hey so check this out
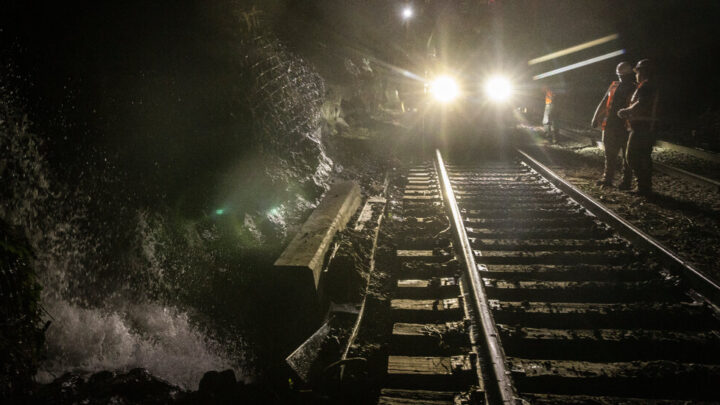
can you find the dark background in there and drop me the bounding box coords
[3,0,720,164]
[279,0,720,139]
[2,0,720,386]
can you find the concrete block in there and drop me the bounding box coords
[274,181,362,290]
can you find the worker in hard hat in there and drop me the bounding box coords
[618,59,659,196]
[591,61,636,187]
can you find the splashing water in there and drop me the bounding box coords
[0,100,240,390]
[37,300,233,389]
[1,22,333,389]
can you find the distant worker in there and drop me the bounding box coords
[542,87,561,144]
[591,61,636,187]
[618,59,659,196]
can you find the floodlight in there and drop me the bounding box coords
[402,6,413,20]
[429,75,460,103]
[484,76,513,102]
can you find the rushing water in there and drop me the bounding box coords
[37,301,234,388]
[1,103,238,389]
[0,26,332,388]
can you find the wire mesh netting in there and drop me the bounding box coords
[241,34,332,189]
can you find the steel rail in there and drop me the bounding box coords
[433,149,518,404]
[654,161,720,192]
[558,121,720,163]
[556,129,720,191]
[518,148,720,306]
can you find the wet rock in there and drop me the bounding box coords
[30,369,183,405]
[37,372,85,402]
[27,367,319,405]
[198,369,236,398]
[87,370,115,385]
[110,368,180,403]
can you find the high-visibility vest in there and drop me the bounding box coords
[601,81,620,130]
[545,90,553,105]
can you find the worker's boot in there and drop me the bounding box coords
[634,177,652,196]
[596,168,613,187]
[617,178,632,190]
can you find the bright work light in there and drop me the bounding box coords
[402,6,413,20]
[484,76,513,102]
[429,75,460,103]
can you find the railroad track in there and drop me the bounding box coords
[556,126,720,192]
[346,149,720,404]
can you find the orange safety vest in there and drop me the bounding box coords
[545,90,553,105]
[600,81,620,130]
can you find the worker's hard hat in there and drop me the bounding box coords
[633,59,652,73]
[616,62,633,76]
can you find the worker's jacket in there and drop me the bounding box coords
[593,79,635,131]
[626,79,659,133]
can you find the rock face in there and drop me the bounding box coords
[242,34,332,193]
[1,2,338,392]
[197,369,237,401]
[1,1,400,398]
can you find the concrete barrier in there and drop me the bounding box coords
[274,181,362,291]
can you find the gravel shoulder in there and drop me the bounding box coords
[652,147,720,180]
[524,138,720,284]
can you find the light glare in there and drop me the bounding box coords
[528,34,619,65]
[429,75,460,103]
[533,49,626,80]
[485,76,513,102]
[402,6,413,20]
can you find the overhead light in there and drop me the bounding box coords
[484,76,513,102]
[402,6,413,20]
[429,75,460,103]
